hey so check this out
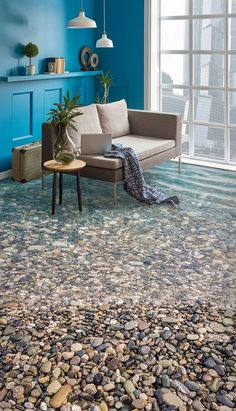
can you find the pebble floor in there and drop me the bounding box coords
[0,162,235,411]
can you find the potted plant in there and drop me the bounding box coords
[96,71,113,104]
[24,42,39,75]
[47,91,83,164]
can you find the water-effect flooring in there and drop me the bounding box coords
[0,162,235,309]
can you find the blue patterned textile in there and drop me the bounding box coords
[105,145,179,207]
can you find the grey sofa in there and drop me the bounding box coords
[42,100,182,204]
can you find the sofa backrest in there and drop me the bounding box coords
[68,103,103,148]
[42,100,130,161]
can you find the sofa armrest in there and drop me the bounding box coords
[41,123,58,168]
[128,109,182,147]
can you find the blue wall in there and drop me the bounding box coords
[95,0,144,110]
[0,0,97,172]
[0,0,145,173]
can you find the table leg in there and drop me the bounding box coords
[76,170,82,212]
[59,172,63,205]
[52,172,57,215]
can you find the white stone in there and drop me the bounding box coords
[71,342,82,352]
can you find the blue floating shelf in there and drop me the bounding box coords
[0,70,103,82]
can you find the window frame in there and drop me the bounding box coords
[145,0,236,165]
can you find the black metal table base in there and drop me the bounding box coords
[52,171,82,215]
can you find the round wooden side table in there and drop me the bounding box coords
[43,160,86,215]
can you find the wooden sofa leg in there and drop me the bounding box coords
[178,157,181,174]
[113,183,117,206]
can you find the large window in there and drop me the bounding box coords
[155,0,236,164]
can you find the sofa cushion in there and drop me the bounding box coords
[96,99,130,138]
[115,135,175,161]
[78,154,123,170]
[78,135,175,170]
[68,104,103,148]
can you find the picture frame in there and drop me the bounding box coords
[48,62,55,73]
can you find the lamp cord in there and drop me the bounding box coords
[103,0,106,34]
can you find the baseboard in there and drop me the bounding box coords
[0,169,12,180]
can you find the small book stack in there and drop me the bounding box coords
[55,58,65,74]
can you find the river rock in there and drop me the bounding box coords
[210,322,226,333]
[140,345,151,355]
[185,381,200,392]
[165,342,176,353]
[125,320,138,331]
[161,328,171,339]
[50,385,71,408]
[3,325,16,335]
[40,361,52,374]
[222,318,234,327]
[12,385,24,399]
[171,380,190,395]
[216,394,234,408]
[100,403,108,411]
[162,390,184,408]
[161,317,179,324]
[162,375,170,388]
[62,351,74,360]
[138,320,151,330]
[71,342,83,352]
[83,384,97,395]
[124,380,136,400]
[0,388,7,402]
[187,334,199,341]
[192,399,204,411]
[47,380,62,395]
[91,337,104,348]
[132,399,147,409]
[208,378,221,392]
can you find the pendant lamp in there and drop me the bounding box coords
[96,0,113,48]
[67,0,97,29]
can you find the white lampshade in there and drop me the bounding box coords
[67,11,97,28]
[96,0,114,48]
[96,33,113,48]
[67,0,97,29]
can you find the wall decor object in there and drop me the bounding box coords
[80,47,100,71]
[17,66,28,76]
[55,58,65,74]
[24,42,39,75]
[46,58,65,74]
[90,53,99,69]
[80,47,92,70]
[96,0,113,48]
[48,61,55,73]
[67,0,97,29]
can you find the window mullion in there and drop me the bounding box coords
[225,0,230,163]
[189,0,194,158]
[158,0,161,112]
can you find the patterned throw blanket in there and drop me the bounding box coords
[105,145,179,207]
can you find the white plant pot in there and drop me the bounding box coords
[28,65,36,76]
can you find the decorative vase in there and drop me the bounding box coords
[28,65,36,75]
[53,125,77,164]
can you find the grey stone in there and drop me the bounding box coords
[184,381,200,392]
[162,375,170,388]
[216,394,234,408]
[125,321,138,331]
